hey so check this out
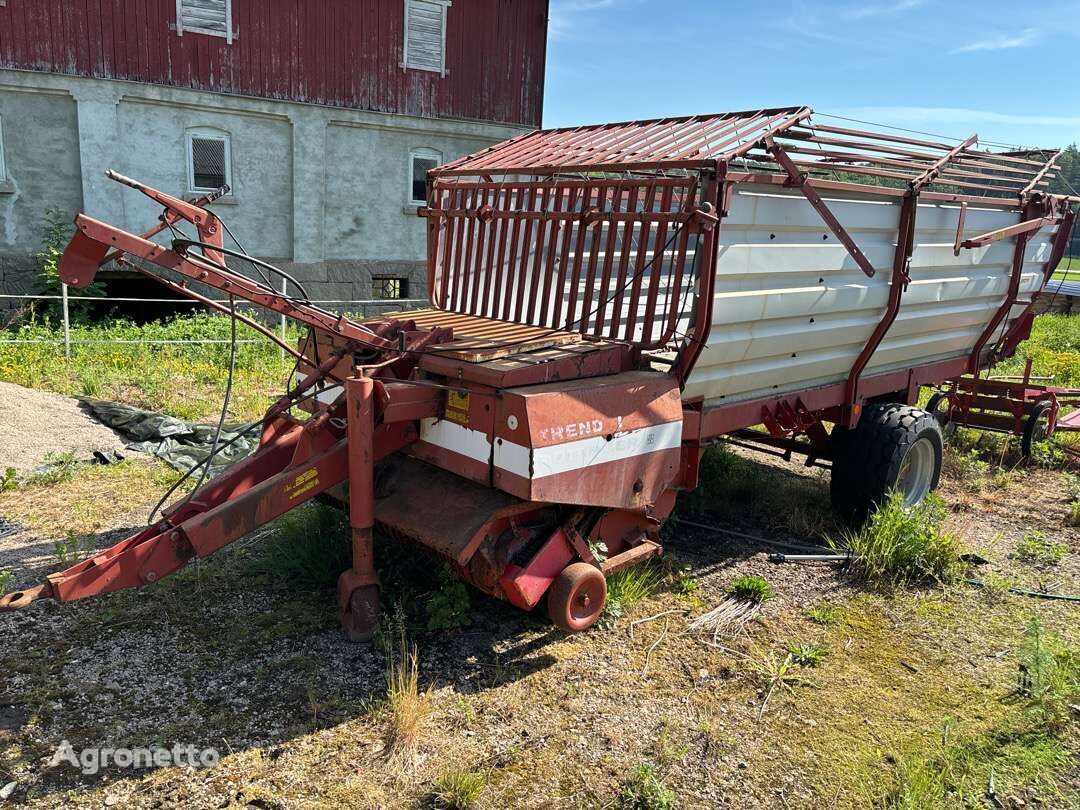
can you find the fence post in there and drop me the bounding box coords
[61,282,71,360]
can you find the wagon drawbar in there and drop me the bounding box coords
[1,106,1075,637]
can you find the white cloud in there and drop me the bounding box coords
[848,0,926,20]
[951,27,1039,53]
[549,0,624,40]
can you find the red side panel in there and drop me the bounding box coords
[493,371,683,509]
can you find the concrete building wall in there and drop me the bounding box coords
[0,86,83,296]
[0,69,528,312]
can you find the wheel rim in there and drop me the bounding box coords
[570,579,604,624]
[896,437,935,507]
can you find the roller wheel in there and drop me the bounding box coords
[1020,401,1053,460]
[831,403,944,521]
[547,562,607,632]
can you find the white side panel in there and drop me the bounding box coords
[683,185,1056,405]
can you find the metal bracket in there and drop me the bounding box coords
[842,192,919,425]
[765,139,877,278]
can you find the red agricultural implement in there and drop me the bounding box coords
[1,107,1076,637]
[927,359,1080,459]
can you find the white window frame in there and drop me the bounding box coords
[176,0,234,44]
[186,127,233,194]
[402,0,451,76]
[0,115,6,181]
[409,148,442,206]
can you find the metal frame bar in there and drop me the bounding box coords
[842,192,918,425]
[765,139,877,278]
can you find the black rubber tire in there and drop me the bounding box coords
[925,392,956,439]
[830,403,944,521]
[1020,401,1052,460]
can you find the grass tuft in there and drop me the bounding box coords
[247,502,351,591]
[431,768,486,809]
[385,623,432,756]
[727,574,775,604]
[828,492,961,585]
[785,642,828,668]
[24,452,81,486]
[1017,619,1079,734]
[616,762,678,810]
[604,564,665,621]
[1014,529,1067,567]
[806,603,839,626]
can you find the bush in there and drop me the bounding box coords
[33,207,106,322]
[828,492,960,584]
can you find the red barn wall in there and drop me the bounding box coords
[0,0,548,127]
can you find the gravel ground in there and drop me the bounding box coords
[0,400,1076,807]
[0,382,126,474]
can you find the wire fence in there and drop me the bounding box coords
[0,287,430,358]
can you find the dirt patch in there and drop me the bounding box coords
[0,381,126,474]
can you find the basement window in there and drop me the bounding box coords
[403,0,451,75]
[372,276,409,300]
[409,148,442,205]
[187,129,232,193]
[176,0,234,43]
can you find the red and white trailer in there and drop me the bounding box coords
[2,107,1075,637]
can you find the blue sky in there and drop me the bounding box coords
[543,0,1080,149]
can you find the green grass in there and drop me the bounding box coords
[806,603,839,626]
[431,768,486,809]
[993,312,1080,388]
[675,444,839,539]
[246,502,352,591]
[616,762,679,810]
[604,564,665,621]
[784,642,828,667]
[883,621,1078,808]
[1014,529,1068,567]
[727,574,775,604]
[0,313,300,421]
[828,492,961,585]
[1051,255,1079,280]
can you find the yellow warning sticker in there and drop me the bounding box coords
[446,389,470,425]
[285,468,320,500]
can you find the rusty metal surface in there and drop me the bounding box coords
[435,107,812,175]
[0,0,547,126]
[437,107,1068,202]
[373,455,524,565]
[418,341,631,388]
